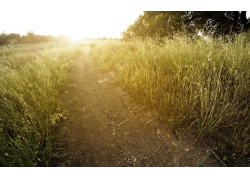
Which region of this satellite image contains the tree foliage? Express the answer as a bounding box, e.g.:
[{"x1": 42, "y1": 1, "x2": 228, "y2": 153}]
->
[
  {"x1": 0, "y1": 32, "x2": 58, "y2": 46},
  {"x1": 122, "y1": 11, "x2": 184, "y2": 39},
  {"x1": 122, "y1": 11, "x2": 250, "y2": 40}
]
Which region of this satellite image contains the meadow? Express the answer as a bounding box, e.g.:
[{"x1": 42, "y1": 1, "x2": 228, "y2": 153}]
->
[
  {"x1": 0, "y1": 42, "x2": 83, "y2": 166},
  {"x1": 90, "y1": 33, "x2": 250, "y2": 166},
  {"x1": 1, "y1": 33, "x2": 250, "y2": 166}
]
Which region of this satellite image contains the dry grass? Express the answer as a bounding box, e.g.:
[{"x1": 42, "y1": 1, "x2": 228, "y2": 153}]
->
[
  {"x1": 0, "y1": 42, "x2": 83, "y2": 166},
  {"x1": 90, "y1": 33, "x2": 250, "y2": 166}
]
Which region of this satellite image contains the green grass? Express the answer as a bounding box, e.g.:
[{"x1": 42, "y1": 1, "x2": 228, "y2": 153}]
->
[
  {"x1": 0, "y1": 42, "x2": 83, "y2": 166},
  {"x1": 90, "y1": 33, "x2": 250, "y2": 166}
]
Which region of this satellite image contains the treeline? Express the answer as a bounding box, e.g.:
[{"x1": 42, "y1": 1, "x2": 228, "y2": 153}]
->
[
  {"x1": 0, "y1": 32, "x2": 66, "y2": 46},
  {"x1": 122, "y1": 11, "x2": 250, "y2": 40}
]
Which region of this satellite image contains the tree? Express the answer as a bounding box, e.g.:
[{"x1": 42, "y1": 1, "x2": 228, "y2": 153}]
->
[
  {"x1": 0, "y1": 32, "x2": 57, "y2": 46},
  {"x1": 26, "y1": 30, "x2": 35, "y2": 36},
  {"x1": 0, "y1": 32, "x2": 21, "y2": 45},
  {"x1": 240, "y1": 11, "x2": 250, "y2": 32},
  {"x1": 0, "y1": 32, "x2": 8, "y2": 45},
  {"x1": 182, "y1": 11, "x2": 250, "y2": 37},
  {"x1": 122, "y1": 11, "x2": 185, "y2": 40},
  {"x1": 122, "y1": 11, "x2": 250, "y2": 40}
]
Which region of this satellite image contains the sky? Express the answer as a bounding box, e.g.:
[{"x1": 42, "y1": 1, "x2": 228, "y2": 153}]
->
[
  {"x1": 0, "y1": 0, "x2": 249, "y2": 39},
  {"x1": 0, "y1": 0, "x2": 145, "y2": 39}
]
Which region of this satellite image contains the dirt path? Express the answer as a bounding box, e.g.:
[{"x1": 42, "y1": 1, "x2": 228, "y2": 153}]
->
[{"x1": 57, "y1": 46, "x2": 225, "y2": 167}]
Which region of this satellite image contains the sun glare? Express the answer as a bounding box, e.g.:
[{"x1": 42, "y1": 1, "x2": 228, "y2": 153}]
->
[
  {"x1": 1, "y1": 1, "x2": 144, "y2": 39},
  {"x1": 69, "y1": 35, "x2": 84, "y2": 42}
]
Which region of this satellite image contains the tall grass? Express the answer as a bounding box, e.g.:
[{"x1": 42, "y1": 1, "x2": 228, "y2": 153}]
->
[
  {"x1": 0, "y1": 42, "x2": 83, "y2": 166},
  {"x1": 90, "y1": 33, "x2": 250, "y2": 166}
]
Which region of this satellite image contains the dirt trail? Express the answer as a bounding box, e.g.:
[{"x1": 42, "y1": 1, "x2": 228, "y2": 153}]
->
[{"x1": 57, "y1": 46, "x2": 224, "y2": 167}]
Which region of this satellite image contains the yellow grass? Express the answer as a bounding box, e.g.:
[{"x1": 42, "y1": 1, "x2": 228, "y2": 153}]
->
[{"x1": 90, "y1": 33, "x2": 250, "y2": 166}]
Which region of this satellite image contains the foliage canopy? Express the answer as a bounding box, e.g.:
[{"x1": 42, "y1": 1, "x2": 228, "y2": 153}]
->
[{"x1": 122, "y1": 11, "x2": 250, "y2": 40}]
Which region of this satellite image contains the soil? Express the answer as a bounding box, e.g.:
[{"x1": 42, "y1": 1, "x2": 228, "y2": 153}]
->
[{"x1": 56, "y1": 46, "x2": 225, "y2": 167}]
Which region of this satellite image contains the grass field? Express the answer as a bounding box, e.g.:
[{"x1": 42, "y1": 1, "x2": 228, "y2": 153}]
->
[
  {"x1": 0, "y1": 42, "x2": 83, "y2": 166},
  {"x1": 90, "y1": 33, "x2": 250, "y2": 166},
  {"x1": 1, "y1": 33, "x2": 250, "y2": 166}
]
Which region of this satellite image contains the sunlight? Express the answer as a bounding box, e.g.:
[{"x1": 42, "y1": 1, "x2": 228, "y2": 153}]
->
[
  {"x1": 0, "y1": 0, "x2": 143, "y2": 38},
  {"x1": 68, "y1": 34, "x2": 84, "y2": 42}
]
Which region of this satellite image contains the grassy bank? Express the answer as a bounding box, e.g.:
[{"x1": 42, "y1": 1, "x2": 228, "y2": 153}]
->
[
  {"x1": 90, "y1": 34, "x2": 250, "y2": 166},
  {"x1": 0, "y1": 42, "x2": 83, "y2": 166}
]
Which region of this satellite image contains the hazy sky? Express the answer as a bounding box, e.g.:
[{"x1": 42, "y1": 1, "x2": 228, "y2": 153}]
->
[
  {"x1": 0, "y1": 0, "x2": 248, "y2": 39},
  {"x1": 0, "y1": 0, "x2": 145, "y2": 39}
]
